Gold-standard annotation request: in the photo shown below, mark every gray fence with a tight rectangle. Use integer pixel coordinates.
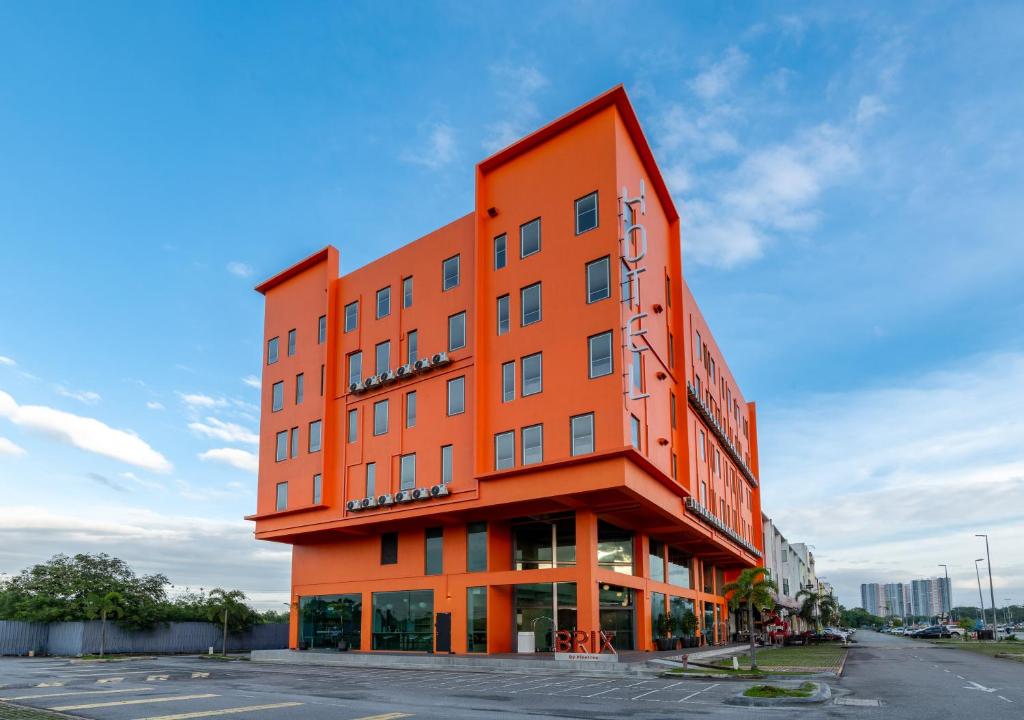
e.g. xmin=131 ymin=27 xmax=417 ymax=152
xmin=0 ymin=620 xmax=288 ymax=656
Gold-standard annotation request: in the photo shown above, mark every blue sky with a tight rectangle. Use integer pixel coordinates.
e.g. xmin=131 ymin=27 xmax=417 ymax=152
xmin=1 ymin=1 xmax=1022 ymax=610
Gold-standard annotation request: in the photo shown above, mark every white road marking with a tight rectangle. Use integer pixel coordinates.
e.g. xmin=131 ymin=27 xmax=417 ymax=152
xmin=2 ymin=688 xmax=155 ymax=701
xmin=998 ymin=696 xmax=1013 ymax=703
xmin=51 ymin=693 xmax=218 ymax=711
xmin=147 ymin=674 xmax=170 ymax=681
xmin=679 ymin=682 xmax=720 ymax=702
xmin=132 ymin=701 xmax=303 ymax=719
xmin=632 ymin=680 xmax=684 ymax=700
xmin=97 ymin=677 xmax=124 ymax=684
xmin=191 ymin=672 xmax=210 ymax=678
xmin=35 ymin=682 xmax=65 ymax=687
xmin=956 ymin=675 xmax=965 ymax=679
xmin=963 ymin=681 xmax=997 ymax=693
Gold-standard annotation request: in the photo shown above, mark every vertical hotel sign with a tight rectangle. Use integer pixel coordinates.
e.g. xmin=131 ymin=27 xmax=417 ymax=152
xmin=622 ymin=181 xmax=649 ymax=401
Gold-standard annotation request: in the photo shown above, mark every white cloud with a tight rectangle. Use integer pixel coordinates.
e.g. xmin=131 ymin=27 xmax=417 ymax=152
xmin=226 ymin=261 xmax=253 ymax=278
xmin=188 ymin=417 xmax=259 ymax=445
xmin=856 ymin=94 xmax=887 ymax=126
xmin=199 ymin=447 xmax=259 ymax=474
xmin=178 ymin=392 xmax=228 ymax=408
xmin=400 ymin=123 xmax=457 ymax=169
xmin=0 ymin=436 xmax=26 ymax=456
xmin=482 ymin=64 xmax=549 ymax=153
xmin=55 ymin=386 xmax=102 ymax=405
xmin=690 ymin=46 xmax=748 ymax=100
xmin=146 ymin=401 xmax=165 ymax=411
xmin=0 ymin=356 xmax=15 ymax=367
xmin=242 ymin=375 xmax=262 ymax=390
xmin=0 ymin=390 xmax=172 ymax=473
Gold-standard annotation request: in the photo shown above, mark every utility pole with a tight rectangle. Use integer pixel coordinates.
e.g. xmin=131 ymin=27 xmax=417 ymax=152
xmin=975 ymin=558 xmax=986 ymax=630
xmin=938 ymin=564 xmax=952 ymax=621
xmin=976 ymin=535 xmax=998 ymax=634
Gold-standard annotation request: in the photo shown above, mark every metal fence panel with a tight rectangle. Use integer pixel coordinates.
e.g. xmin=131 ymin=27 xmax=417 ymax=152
xmin=0 ymin=621 xmax=49 ymax=655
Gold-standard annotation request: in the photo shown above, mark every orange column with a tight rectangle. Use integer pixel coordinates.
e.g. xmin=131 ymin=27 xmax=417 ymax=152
xmin=576 ymin=510 xmax=599 ymax=634
xmin=635 ymin=533 xmax=651 ymax=650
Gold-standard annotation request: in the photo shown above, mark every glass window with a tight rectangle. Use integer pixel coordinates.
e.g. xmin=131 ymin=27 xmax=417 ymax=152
xmin=402 ymin=276 xmax=413 ymax=308
xmin=501 ymin=361 xmax=515 ymax=402
xmin=570 ymin=413 xmax=594 ymax=456
xmin=313 ymin=473 xmax=322 ymax=504
xmin=365 ymin=462 xmax=376 ymax=497
xmin=318 ymin=315 xmax=327 ymax=344
xmin=380 ymin=532 xmax=398 ymax=565
xmin=521 ymin=283 xmax=541 ymax=326
xmin=496 ymin=295 xmax=510 ymax=335
xmin=588 ymin=331 xmax=613 ymax=378
xmin=467 ymin=586 xmax=487 ymax=653
xmin=649 ymin=540 xmax=666 ymax=583
xmin=586 ymin=257 xmax=610 ymax=303
xmin=668 ymin=332 xmax=675 ymax=367
xmin=272 ymin=381 xmax=284 ymax=412
xmin=467 ymin=522 xmax=487 ymax=572
xmin=405 ymin=391 xmax=417 ymax=428
xmin=298 ymin=593 xmax=362 ymax=650
xmin=632 ymin=350 xmax=643 ymax=391
xmin=371 ymin=589 xmax=433 ymax=651
xmin=425 ymin=527 xmax=443 ymax=575
xmin=295 ymin=373 xmax=304 ymax=404
xmin=275 ymin=431 xmax=287 ymax=462
xmin=668 ymin=547 xmax=692 ymax=588
xmin=575 ymin=191 xmax=598 ymax=234
xmin=407 ymin=330 xmax=418 ymax=364
xmin=400 ymin=453 xmax=416 ymax=490
xmin=344 ymin=301 xmax=358 ymax=332
xmin=651 ymin=591 xmax=667 ymax=643
xmin=348 ymin=351 xmax=362 ymax=387
xmin=522 ymin=424 xmax=542 ymax=465
xmin=376 ymin=287 xmax=390 ymax=319
xmin=494 ymin=431 xmax=514 ymax=470
xmin=373 ymin=400 xmax=388 ymax=436
xmin=443 ymin=255 xmax=460 ymax=291
xmin=375 ymin=340 xmax=391 ymax=374
xmin=290 ymin=426 xmax=299 ymax=458
xmin=493 ymin=234 xmax=507 ymax=270
xmin=670 ymin=391 xmax=677 ymax=428
xmin=448 ymin=312 xmax=466 ymax=351
xmin=447 ymin=377 xmax=465 ymax=416
xmin=276 ymin=482 xmax=287 ymax=511
xmin=694 ymin=330 xmax=702 ymax=364
xmin=699 ymin=429 xmax=706 ymax=460
xmin=309 ymin=419 xmax=322 ymax=452
xmin=520 ymin=218 xmax=540 ymax=258
xmin=320 ymin=364 xmax=325 ymax=396
xmin=521 ymin=353 xmax=542 ymax=396
xmin=597 ymin=520 xmax=634 ymax=575
xmin=512 ymin=516 xmax=575 ymax=570
xmin=441 ymin=444 xmax=453 ymax=484
xmin=620 ymin=259 xmax=632 ymax=304
xmin=630 ymin=415 xmax=641 ymax=450
xmin=267 ymin=337 xmax=279 ymax=365
xmin=347 ymin=409 xmax=358 ymax=443
xmin=287 ymin=328 xmax=296 ymax=356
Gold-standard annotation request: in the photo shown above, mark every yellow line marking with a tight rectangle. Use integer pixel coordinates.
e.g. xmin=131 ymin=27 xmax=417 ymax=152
xmin=131 ymin=701 xmax=304 ymax=719
xmin=51 ymin=693 xmax=218 ymax=711
xmin=2 ymin=688 xmax=155 ymax=701
xmin=351 ymin=714 xmax=413 ymax=720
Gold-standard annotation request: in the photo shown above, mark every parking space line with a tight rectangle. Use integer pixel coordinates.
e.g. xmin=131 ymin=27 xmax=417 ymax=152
xmin=51 ymin=693 xmax=219 ymax=711
xmin=350 ymin=714 xmax=412 ymax=720
xmin=132 ymin=702 xmax=304 ymax=720
xmin=2 ymin=688 xmax=155 ymax=701
xmin=632 ymin=680 xmax=684 ymax=700
xmin=998 ymin=696 xmax=1013 ymax=703
xmin=679 ymin=682 xmax=720 ymax=702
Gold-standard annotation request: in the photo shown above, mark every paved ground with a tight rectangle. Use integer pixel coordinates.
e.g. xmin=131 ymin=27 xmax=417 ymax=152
xmin=0 ymin=630 xmax=1020 ymax=719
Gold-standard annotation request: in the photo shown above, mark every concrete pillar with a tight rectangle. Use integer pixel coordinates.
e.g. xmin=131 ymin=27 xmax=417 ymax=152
xmin=575 ymin=510 xmax=599 ymax=633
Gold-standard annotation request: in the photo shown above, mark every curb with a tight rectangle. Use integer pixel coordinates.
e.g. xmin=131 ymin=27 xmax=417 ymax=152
xmin=725 ymin=681 xmax=832 ymax=707
xmin=836 ymin=647 xmax=850 ymax=677
xmin=68 ymin=656 xmax=158 ymax=664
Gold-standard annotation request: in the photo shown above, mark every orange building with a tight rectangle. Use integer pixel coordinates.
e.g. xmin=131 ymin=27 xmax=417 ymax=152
xmin=248 ymin=86 xmax=764 ymax=655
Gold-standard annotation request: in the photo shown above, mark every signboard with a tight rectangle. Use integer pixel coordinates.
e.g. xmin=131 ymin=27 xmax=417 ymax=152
xmin=621 ymin=181 xmax=649 ymax=402
xmin=552 ymin=630 xmax=618 ymax=662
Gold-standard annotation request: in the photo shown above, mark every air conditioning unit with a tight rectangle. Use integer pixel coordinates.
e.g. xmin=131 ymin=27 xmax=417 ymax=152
xmin=360 ymin=496 xmax=377 ymax=509
xmin=349 ymin=382 xmax=362 ymax=394
xmin=377 ymin=493 xmax=395 ymax=506
xmin=411 ymin=487 xmax=431 ymax=500
xmin=394 ymin=490 xmax=415 ymax=503
xmin=362 ymin=377 xmax=377 ymax=391
xmin=431 ymin=351 xmax=451 ymax=366
xmin=414 ymin=357 xmax=432 ymax=372
xmin=395 ymin=363 xmax=413 ymax=378
xmin=430 ymin=483 xmax=450 ymax=498
xmin=380 ymin=370 xmax=397 ymax=384
xmin=346 ymin=499 xmax=362 ymax=512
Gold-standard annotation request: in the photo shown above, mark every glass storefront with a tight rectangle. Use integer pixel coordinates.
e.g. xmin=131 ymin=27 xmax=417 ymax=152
xmin=649 ymin=540 xmax=666 ymax=583
xmin=599 ymin=584 xmax=634 ymax=650
xmin=466 ymin=586 xmax=487 ymax=653
xmin=513 ymin=515 xmax=576 ymax=570
xmin=703 ymin=601 xmax=716 ymax=644
xmin=371 ymin=590 xmax=434 ymax=651
xmin=514 ymin=582 xmax=577 ymax=651
xmin=597 ymin=521 xmax=634 ymax=575
xmin=298 ymin=594 xmax=362 ymax=650
xmin=668 ymin=547 xmax=692 ymax=588
xmin=650 ymin=591 xmax=667 ymax=643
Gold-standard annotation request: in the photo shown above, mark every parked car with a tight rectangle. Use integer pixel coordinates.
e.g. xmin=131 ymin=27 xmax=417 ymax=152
xmin=911 ymin=625 xmax=952 ymax=639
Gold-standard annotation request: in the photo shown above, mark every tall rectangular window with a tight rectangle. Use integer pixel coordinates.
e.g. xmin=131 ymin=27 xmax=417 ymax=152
xmin=630 ymin=415 xmax=641 ymax=450
xmin=400 ymin=453 xmax=416 ymax=490
xmin=320 ymin=364 xmax=325 ymax=396
xmin=496 ymin=294 xmax=510 ymax=335
xmin=672 ymin=453 xmax=678 ymax=480
xmin=275 ymin=431 xmax=287 ymax=462
xmin=290 ymin=427 xmax=299 ymax=458
xmin=312 ymin=473 xmax=322 ymax=504
xmin=318 ymin=315 xmax=327 ymax=344
xmin=520 ymin=218 xmax=540 ymax=257
xmin=448 ymin=312 xmax=466 ymax=351
xmin=588 ymin=331 xmax=613 ymax=378
xmin=402 ymin=276 xmax=413 ymax=308
xmin=467 ymin=586 xmax=487 ymax=653
xmin=447 ymin=377 xmax=465 ymax=416
xmin=287 ymin=328 xmax=296 ymax=356
xmin=272 ymin=381 xmax=284 ymax=412
xmin=295 ymin=373 xmax=304 ymax=404
xmin=521 ymin=283 xmax=541 ymax=326
xmin=308 ymin=419 xmax=322 ymax=452
xmin=425 ymin=527 xmax=443 ymax=575
xmin=698 ymin=429 xmax=706 ymax=460
xmin=267 ymin=337 xmax=279 ymax=365
xmin=670 ymin=391 xmax=677 ymax=428
xmin=344 ymin=301 xmax=358 ymax=332
xmin=373 ymin=400 xmax=389 ymax=436
xmin=493 ymin=234 xmax=507 ymax=270
xmin=521 ymin=424 xmax=543 ymax=465
xmin=407 ymin=329 xmax=418 ymax=364
xmin=521 ymin=353 xmax=542 ymax=396
xmin=501 ymin=361 xmax=515 ymax=402
xmin=467 ymin=522 xmax=487 ymax=572
xmin=694 ymin=330 xmax=702 ymax=364
xmin=276 ymin=482 xmax=288 ymax=511
xmin=649 ymin=540 xmax=666 ymax=583
xmin=348 ymin=351 xmax=362 ymax=387
xmin=570 ymin=413 xmax=594 ymax=456
xmin=375 ymin=340 xmax=391 ymax=374
xmin=494 ymin=431 xmax=514 ymax=470
xmin=366 ymin=462 xmax=376 ymax=497
xmin=405 ymin=391 xmax=417 ymax=428
xmin=668 ymin=333 xmax=675 ymax=367
xmin=622 ymin=260 xmax=635 ymax=305
xmin=443 ymin=255 xmax=460 ymax=290
xmin=347 ymin=409 xmax=358 ymax=443
xmin=631 ymin=350 xmax=643 ymax=391
xmin=380 ymin=531 xmax=397 ymax=565
xmin=376 ymin=287 xmax=391 ymax=319
xmin=586 ymin=256 xmax=610 ymax=303
xmin=575 ymin=191 xmax=598 ymax=234
xmin=441 ymin=444 xmax=453 ymax=484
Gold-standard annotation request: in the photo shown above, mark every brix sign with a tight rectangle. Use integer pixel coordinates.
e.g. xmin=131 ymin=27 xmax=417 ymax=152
xmin=553 ymin=630 xmax=619 ymax=662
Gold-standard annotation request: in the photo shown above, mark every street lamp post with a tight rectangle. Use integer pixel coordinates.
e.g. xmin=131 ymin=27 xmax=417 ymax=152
xmin=1005 ymin=599 xmax=1013 ymax=626
xmin=976 ymin=535 xmax=998 ymax=633
xmin=938 ymin=564 xmax=952 ymax=622
xmin=974 ymin=558 xmax=986 ymax=630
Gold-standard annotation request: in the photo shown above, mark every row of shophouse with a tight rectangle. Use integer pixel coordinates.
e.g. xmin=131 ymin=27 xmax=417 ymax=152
xmin=760 ymin=513 xmax=833 ymax=634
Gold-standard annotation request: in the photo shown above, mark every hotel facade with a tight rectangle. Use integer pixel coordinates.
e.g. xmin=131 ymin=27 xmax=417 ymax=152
xmin=248 ymin=87 xmax=764 ymax=654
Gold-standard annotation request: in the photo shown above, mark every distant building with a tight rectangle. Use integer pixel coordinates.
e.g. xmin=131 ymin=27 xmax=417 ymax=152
xmin=860 ymin=583 xmax=887 ymax=617
xmin=761 ymin=515 xmax=818 ymax=632
xmin=863 ymin=577 xmax=950 ymax=619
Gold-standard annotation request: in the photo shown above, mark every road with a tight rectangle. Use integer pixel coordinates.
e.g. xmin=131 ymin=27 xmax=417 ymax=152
xmin=0 ymin=631 xmax=1019 ymax=719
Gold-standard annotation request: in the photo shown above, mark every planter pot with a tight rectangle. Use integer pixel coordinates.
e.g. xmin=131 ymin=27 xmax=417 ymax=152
xmin=337 ymin=640 xmax=349 ymax=651
xmin=655 ymin=637 xmax=675 ymax=651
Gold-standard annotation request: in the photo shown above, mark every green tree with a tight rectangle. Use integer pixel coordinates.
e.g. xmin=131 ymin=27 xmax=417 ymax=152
xmin=206 ymin=588 xmax=254 ymax=654
xmin=721 ymin=567 xmax=778 ymax=670
xmin=839 ymin=606 xmax=884 ymax=628
xmin=796 ymin=587 xmax=838 ymax=632
xmin=84 ymin=591 xmax=125 ymax=657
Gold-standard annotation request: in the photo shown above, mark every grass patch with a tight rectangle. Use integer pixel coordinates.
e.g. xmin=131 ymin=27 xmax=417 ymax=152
xmin=0 ymin=701 xmax=69 ymax=718
xmin=743 ymin=682 xmax=815 ymax=698
xmin=927 ymin=640 xmax=1024 ymax=662
xmin=663 ymin=667 xmax=764 ymax=678
xmin=715 ymin=644 xmax=845 ymax=671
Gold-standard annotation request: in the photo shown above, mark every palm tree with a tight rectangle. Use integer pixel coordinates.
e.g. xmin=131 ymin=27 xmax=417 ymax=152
xmin=85 ymin=591 xmax=124 ymax=657
xmin=796 ymin=586 xmax=839 ymax=633
xmin=206 ymin=588 xmax=249 ymax=655
xmin=721 ymin=567 xmax=778 ymax=670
